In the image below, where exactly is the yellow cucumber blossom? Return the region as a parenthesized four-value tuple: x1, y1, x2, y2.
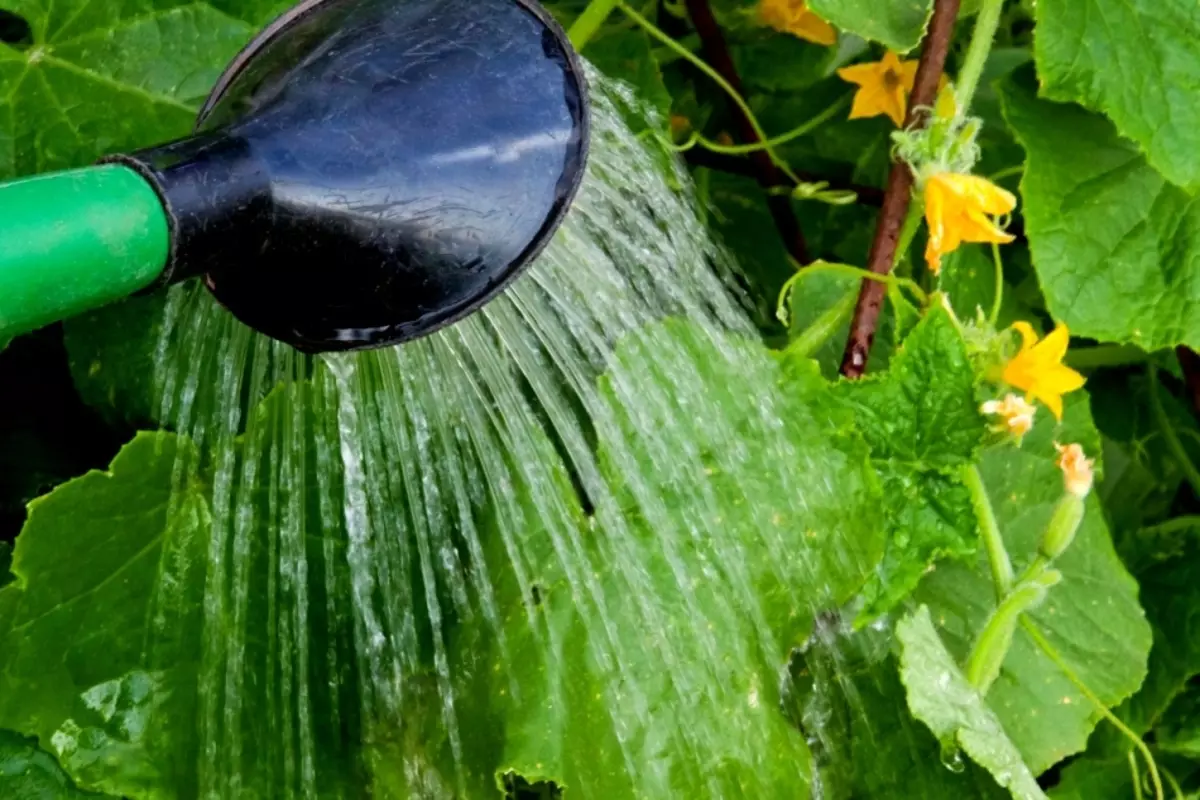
(922, 172, 1016, 274)
(981, 393, 1036, 441)
(1000, 322, 1085, 420)
(1054, 443, 1095, 498)
(837, 51, 917, 127)
(759, 0, 836, 45)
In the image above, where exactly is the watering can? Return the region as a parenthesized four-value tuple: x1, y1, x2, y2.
(0, 0, 589, 352)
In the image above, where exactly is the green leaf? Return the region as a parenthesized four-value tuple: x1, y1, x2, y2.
(900, 607, 1049, 798)
(1000, 69, 1200, 351)
(0, 0, 286, 177)
(781, 267, 896, 378)
(445, 319, 888, 795)
(0, 432, 211, 796)
(1033, 0, 1200, 192)
(809, 0, 931, 53)
(914, 394, 1152, 775)
(64, 294, 164, 427)
(0, 728, 115, 798)
(786, 617, 1008, 799)
(0, 543, 11, 589)
(898, 606, 1046, 799)
(836, 307, 986, 618)
(1111, 543, 1200, 754)
(1046, 756, 1133, 800)
(0, 397, 374, 797)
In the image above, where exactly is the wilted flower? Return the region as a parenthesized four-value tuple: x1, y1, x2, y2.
(1054, 442, 1094, 498)
(981, 393, 1036, 441)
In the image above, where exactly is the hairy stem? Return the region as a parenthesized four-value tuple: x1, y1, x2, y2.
(954, 0, 1005, 115)
(964, 463, 1012, 602)
(839, 0, 961, 378)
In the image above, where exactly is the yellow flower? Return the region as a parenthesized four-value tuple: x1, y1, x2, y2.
(981, 393, 1036, 440)
(759, 0, 836, 45)
(1001, 322, 1086, 420)
(1054, 443, 1094, 498)
(923, 172, 1017, 274)
(837, 51, 918, 127)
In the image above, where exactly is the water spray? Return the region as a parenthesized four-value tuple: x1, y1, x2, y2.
(0, 0, 589, 352)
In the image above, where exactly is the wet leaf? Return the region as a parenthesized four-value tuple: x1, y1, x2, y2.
(0, 728, 115, 798)
(897, 606, 1047, 799)
(786, 616, 1007, 799)
(441, 319, 891, 796)
(0, 432, 211, 796)
(836, 307, 986, 619)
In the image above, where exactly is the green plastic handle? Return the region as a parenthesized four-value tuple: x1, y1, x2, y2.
(0, 164, 170, 340)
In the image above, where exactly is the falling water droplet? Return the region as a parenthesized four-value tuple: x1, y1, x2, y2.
(940, 739, 965, 773)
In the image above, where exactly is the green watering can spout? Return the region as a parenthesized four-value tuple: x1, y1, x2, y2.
(0, 0, 590, 353)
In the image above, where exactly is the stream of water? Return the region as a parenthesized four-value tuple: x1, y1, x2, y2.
(130, 75, 879, 798)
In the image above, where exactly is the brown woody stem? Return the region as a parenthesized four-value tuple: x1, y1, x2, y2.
(839, 0, 961, 378)
(683, 0, 810, 265)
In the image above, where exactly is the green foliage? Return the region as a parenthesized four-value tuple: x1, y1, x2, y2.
(0, 0, 290, 178)
(786, 618, 1008, 798)
(1033, 0, 1200, 192)
(1001, 70, 1200, 352)
(836, 306, 984, 618)
(914, 396, 1153, 774)
(0, 433, 211, 797)
(6, 0, 1200, 797)
(0, 728, 115, 798)
(897, 606, 1046, 799)
(808, 0, 931, 53)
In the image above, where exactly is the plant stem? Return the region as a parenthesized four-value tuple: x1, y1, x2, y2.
(839, 0, 960, 378)
(1148, 364, 1200, 498)
(682, 148, 887, 205)
(621, 0, 811, 263)
(987, 164, 1024, 183)
(789, 261, 928, 304)
(782, 287, 857, 360)
(964, 464, 1012, 602)
(1139, 515, 1200, 539)
(988, 242, 1004, 325)
(674, 94, 851, 155)
(954, 0, 1005, 115)
(1130, 750, 1145, 800)
(568, 0, 620, 50)
(1022, 619, 1164, 800)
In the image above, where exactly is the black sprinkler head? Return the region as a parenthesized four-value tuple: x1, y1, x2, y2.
(113, 0, 589, 353)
